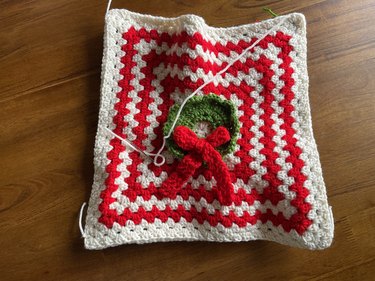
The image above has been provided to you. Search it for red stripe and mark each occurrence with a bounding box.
[123,181,261,206]
[277,36,312,234]
[255,54,285,205]
[110,205,285,228]
[99,27,311,234]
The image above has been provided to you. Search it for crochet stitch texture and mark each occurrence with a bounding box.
[84,9,334,250]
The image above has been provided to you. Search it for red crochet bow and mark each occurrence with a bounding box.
[159,125,234,206]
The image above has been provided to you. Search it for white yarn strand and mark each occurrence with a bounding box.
[103,127,146,156]
[79,202,87,238]
[103,127,166,164]
[106,0,113,14]
[103,16,287,167]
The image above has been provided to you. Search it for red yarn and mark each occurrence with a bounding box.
[98,28,312,235]
[158,126,234,206]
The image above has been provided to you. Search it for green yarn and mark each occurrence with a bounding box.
[164,94,240,159]
[263,8,279,18]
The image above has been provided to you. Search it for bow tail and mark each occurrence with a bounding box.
[158,153,202,199]
[159,125,234,205]
[202,146,234,206]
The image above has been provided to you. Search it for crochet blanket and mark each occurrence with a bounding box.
[84,9,334,250]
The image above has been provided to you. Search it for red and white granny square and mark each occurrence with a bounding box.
[84,9,334,249]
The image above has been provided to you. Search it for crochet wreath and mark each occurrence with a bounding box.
[164,94,240,158]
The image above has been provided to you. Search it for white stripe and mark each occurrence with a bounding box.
[110,194,295,219]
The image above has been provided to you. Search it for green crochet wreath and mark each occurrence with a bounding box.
[164,94,240,159]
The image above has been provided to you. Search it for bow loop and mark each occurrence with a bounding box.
[174,125,231,153]
[205,126,231,148]
[173,126,199,151]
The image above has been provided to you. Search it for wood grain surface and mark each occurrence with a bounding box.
[1,0,375,280]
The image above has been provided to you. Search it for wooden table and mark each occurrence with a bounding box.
[1,1,374,280]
